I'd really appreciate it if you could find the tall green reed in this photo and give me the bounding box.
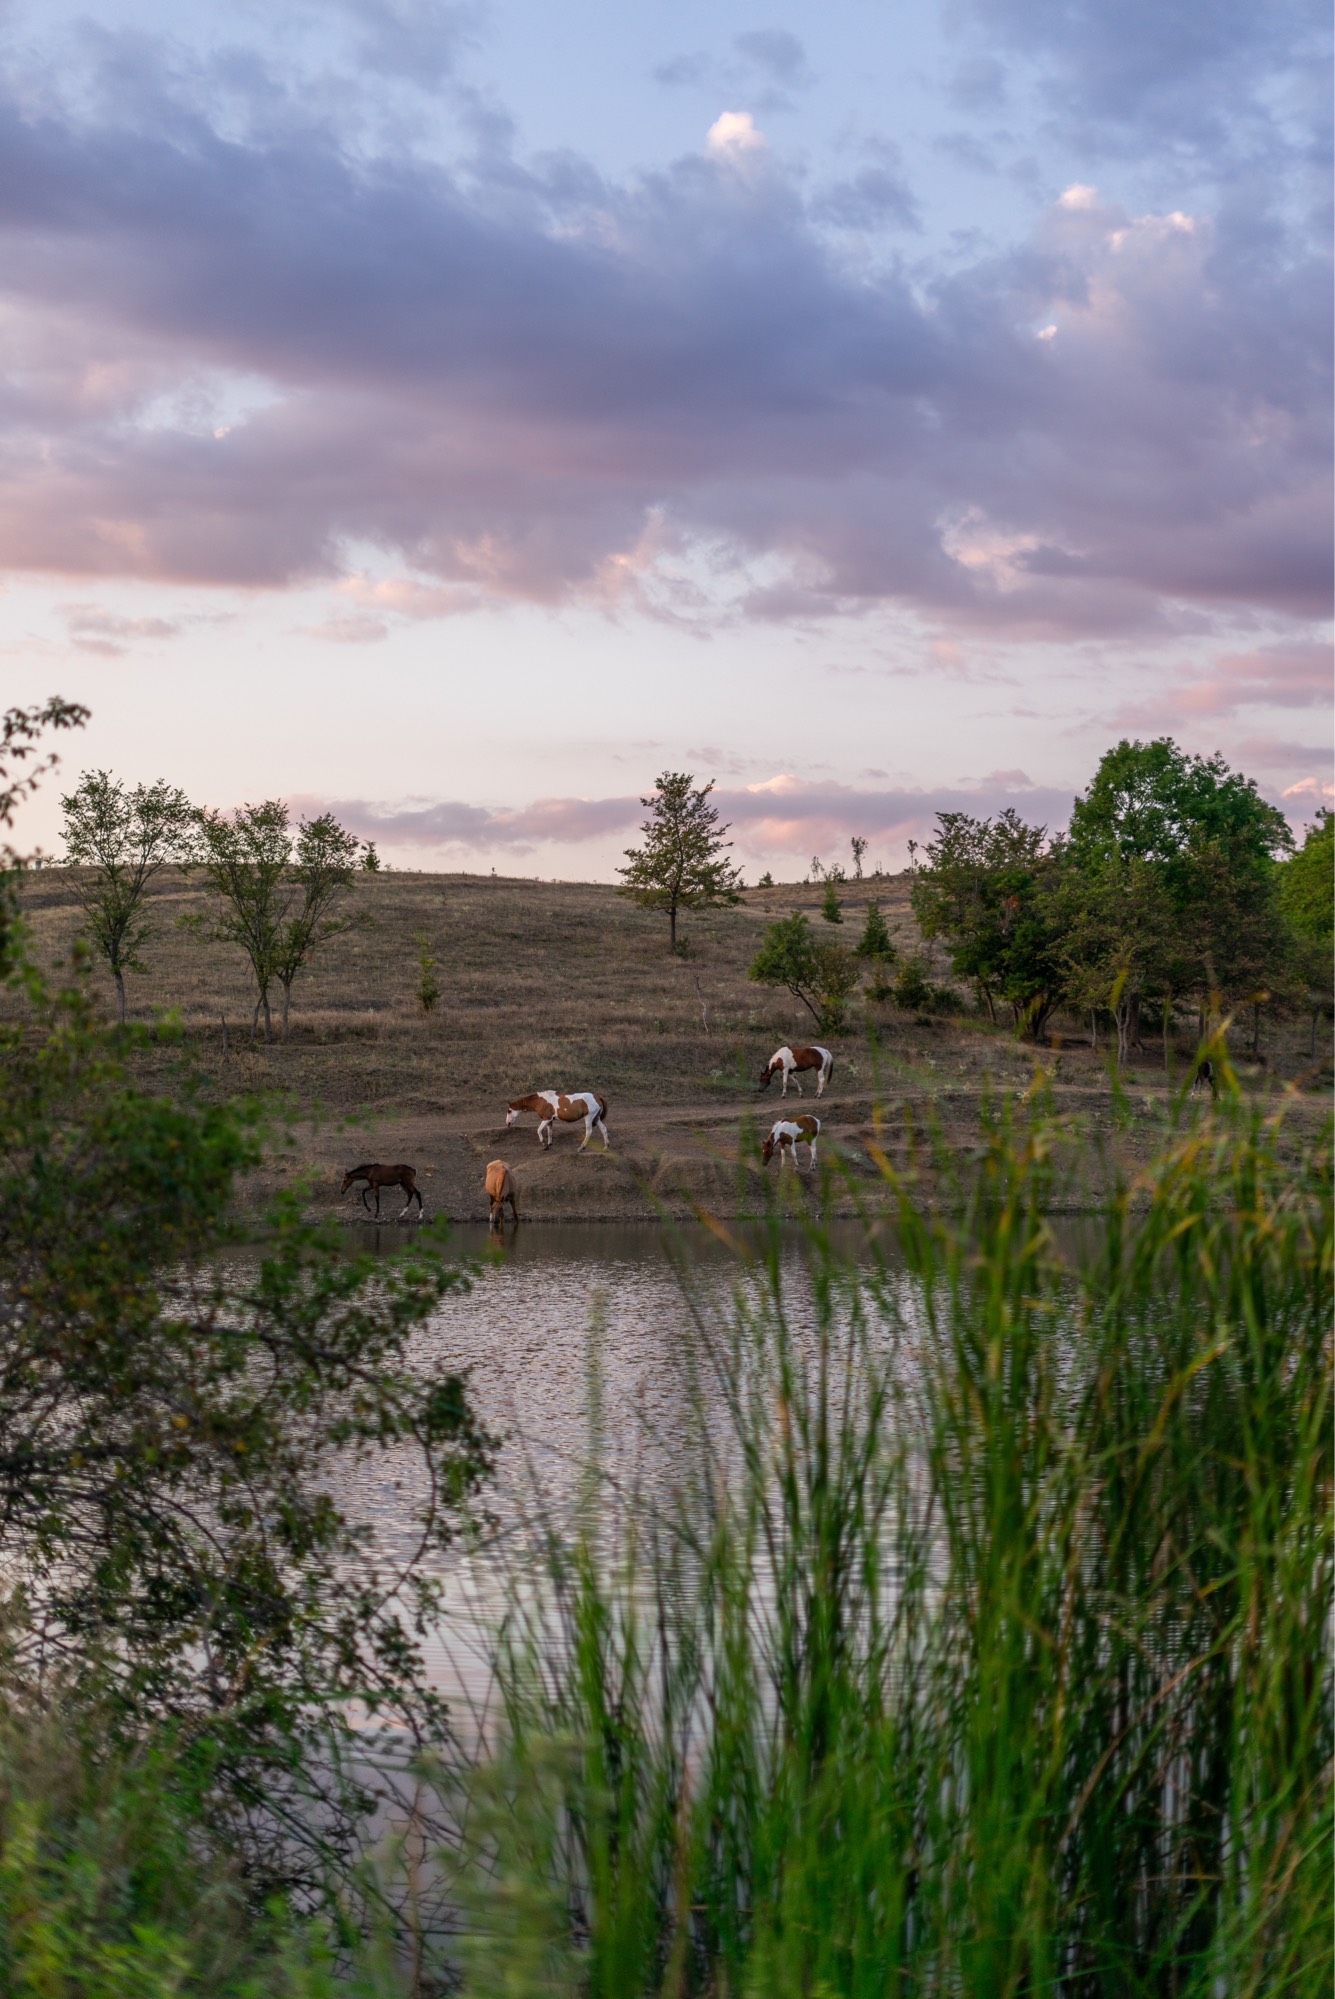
[440,1091,1331,1998]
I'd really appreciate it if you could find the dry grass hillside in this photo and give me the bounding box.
[12,866,1328,1223]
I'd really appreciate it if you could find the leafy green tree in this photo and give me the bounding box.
[1279,809,1333,948]
[750,912,860,1031]
[416,931,441,1014]
[196,803,360,1042]
[821,879,843,924]
[910,809,1066,1038]
[1068,739,1292,1042]
[271,813,362,1039]
[60,771,196,1022]
[1277,811,1333,1056]
[849,835,867,879]
[854,902,896,962]
[0,697,89,971]
[618,772,742,951]
[361,840,382,871]
[1055,857,1180,1063]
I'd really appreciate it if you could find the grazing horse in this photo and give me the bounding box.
[761,1116,820,1168]
[341,1162,423,1218]
[506,1091,561,1140]
[506,1091,610,1149]
[1191,1058,1217,1099]
[759,1045,833,1099]
[485,1159,519,1227]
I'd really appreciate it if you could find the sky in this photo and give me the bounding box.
[2,0,1331,877]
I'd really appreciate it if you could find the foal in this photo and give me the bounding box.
[341,1163,423,1218]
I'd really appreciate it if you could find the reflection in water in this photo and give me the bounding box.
[339,1220,904,1731]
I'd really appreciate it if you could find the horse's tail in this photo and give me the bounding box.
[825,1051,835,1083]
[596,1094,608,1122]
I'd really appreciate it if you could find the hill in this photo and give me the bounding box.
[12,868,1326,1223]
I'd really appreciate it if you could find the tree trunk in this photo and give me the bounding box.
[113,966,127,1025]
[1313,1007,1319,1060]
[669,903,677,952]
[1090,1010,1097,1053]
[281,983,292,1042]
[1162,997,1170,1072]
[1114,1002,1131,1065]
[261,990,273,1045]
[1128,992,1143,1052]
[1250,1000,1260,1056]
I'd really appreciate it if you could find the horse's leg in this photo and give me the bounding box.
[793,1073,803,1097]
[807,1137,818,1167]
[361,1183,373,1214]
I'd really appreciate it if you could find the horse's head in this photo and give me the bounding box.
[761,1134,776,1165]
[504,1105,520,1127]
[757,1061,775,1091]
[340,1170,356,1195]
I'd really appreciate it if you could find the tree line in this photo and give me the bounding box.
[618,753,1332,1056]
[908,739,1331,1059]
[58,772,371,1039]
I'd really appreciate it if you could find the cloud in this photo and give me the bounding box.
[321,772,1077,858]
[705,110,767,158]
[732,29,812,90]
[0,47,1326,643]
[61,602,181,655]
[1114,640,1332,727]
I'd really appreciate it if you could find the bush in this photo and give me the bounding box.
[749,912,861,1032]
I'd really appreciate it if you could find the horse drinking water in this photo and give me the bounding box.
[485,1160,520,1227]
[340,1163,423,1218]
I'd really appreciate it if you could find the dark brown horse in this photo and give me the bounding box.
[341,1162,423,1218]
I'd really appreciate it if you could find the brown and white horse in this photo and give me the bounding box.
[758,1045,833,1099]
[485,1159,520,1226]
[761,1116,820,1168]
[341,1162,423,1218]
[506,1091,610,1149]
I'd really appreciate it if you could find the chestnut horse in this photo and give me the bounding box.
[485,1159,520,1226]
[758,1045,833,1099]
[341,1162,423,1218]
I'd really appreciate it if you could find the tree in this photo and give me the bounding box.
[362,840,382,871]
[910,809,1066,1038]
[60,771,196,1022]
[1277,811,1333,1056]
[855,902,896,962]
[272,813,362,1039]
[196,802,360,1042]
[1068,739,1293,1037]
[1055,857,1180,1064]
[618,772,742,951]
[821,879,843,924]
[750,912,861,1031]
[0,710,495,1889]
[850,835,867,879]
[0,697,89,972]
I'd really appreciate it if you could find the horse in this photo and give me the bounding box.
[762,1116,820,1168]
[341,1163,423,1218]
[506,1091,610,1149]
[1191,1058,1217,1099]
[759,1045,833,1099]
[485,1159,520,1227]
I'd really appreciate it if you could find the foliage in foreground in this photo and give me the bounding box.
[440,1094,1332,1997]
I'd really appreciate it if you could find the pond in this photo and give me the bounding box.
[339,1219,906,1733]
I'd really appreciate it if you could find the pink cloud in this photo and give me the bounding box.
[1115,640,1332,728]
